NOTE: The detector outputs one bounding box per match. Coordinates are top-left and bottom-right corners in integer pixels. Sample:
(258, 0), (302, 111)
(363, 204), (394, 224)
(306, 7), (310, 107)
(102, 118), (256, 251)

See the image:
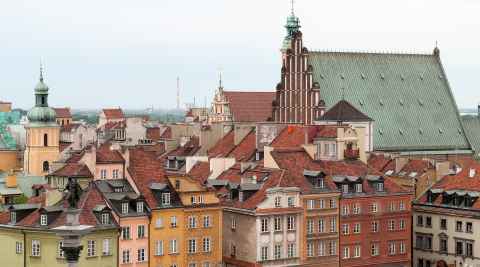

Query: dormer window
(101, 213), (110, 224)
(161, 193), (171, 206)
(427, 191), (433, 203)
(274, 196), (281, 208)
(315, 178), (325, 189)
(342, 184), (349, 194)
(10, 211), (16, 224)
(287, 197), (294, 207)
(136, 201), (144, 213)
(376, 182), (384, 192)
(40, 214), (48, 226)
(355, 183), (363, 193)
(121, 202), (129, 214)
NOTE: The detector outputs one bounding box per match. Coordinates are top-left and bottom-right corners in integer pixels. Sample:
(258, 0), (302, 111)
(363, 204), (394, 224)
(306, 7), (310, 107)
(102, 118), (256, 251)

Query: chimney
(469, 168), (476, 178)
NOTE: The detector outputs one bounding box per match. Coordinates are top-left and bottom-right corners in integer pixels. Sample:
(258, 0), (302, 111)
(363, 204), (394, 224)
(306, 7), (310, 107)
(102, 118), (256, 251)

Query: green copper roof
(27, 70), (57, 125)
(461, 115), (480, 158)
(309, 51), (470, 152)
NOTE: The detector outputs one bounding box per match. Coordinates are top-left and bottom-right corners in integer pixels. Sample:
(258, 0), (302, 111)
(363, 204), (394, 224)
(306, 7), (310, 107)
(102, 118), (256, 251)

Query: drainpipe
(117, 228), (120, 267)
(22, 230), (26, 267)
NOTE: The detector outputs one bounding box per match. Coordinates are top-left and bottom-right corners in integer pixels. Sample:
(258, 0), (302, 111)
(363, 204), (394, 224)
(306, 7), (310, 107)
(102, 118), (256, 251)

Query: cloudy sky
(1, 0), (480, 110)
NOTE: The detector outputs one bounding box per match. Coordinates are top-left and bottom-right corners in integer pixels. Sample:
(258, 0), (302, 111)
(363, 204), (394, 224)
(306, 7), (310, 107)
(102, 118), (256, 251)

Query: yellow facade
(150, 175), (223, 267)
(24, 126), (60, 176)
(0, 150), (18, 172)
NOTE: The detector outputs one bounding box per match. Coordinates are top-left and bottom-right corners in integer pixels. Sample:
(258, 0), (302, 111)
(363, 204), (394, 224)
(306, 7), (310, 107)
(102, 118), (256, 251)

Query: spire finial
(39, 61), (44, 82)
(218, 67), (223, 89)
(291, 0), (295, 15)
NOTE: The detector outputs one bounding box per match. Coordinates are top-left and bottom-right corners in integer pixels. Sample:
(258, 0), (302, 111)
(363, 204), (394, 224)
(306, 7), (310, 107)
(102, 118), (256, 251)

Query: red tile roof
(160, 127), (172, 139)
(146, 127), (161, 140)
(167, 136), (200, 157)
(96, 143), (125, 164)
(102, 108), (124, 119)
(270, 125), (320, 148)
(188, 162), (211, 184)
(60, 123), (81, 133)
(53, 107), (72, 118)
(102, 120), (126, 130)
(224, 91), (275, 122)
(400, 159), (433, 174)
(367, 153), (393, 172)
(227, 130), (257, 162)
(50, 163), (93, 178)
(59, 141), (72, 153)
(208, 130), (235, 158)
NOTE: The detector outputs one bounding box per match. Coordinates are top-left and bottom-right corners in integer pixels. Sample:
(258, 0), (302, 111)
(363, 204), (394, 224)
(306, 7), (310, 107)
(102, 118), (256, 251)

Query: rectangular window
(329, 240), (337, 255)
(341, 205), (349, 216)
(318, 219), (325, 233)
(307, 219), (314, 234)
(399, 219), (406, 230)
(388, 220), (395, 231)
(330, 199), (336, 208)
(261, 246), (268, 261)
(287, 196), (294, 207)
(388, 242), (396, 255)
(274, 217), (282, 231)
(353, 223), (361, 234)
(58, 241), (64, 258)
(15, 241), (23, 254)
(399, 241), (406, 254)
(307, 199), (315, 209)
(231, 217), (236, 230)
(318, 241), (325, 256)
(31, 240), (40, 257)
(287, 216), (295, 230)
(456, 221), (463, 232)
(307, 242), (314, 257)
(330, 217), (336, 233)
(102, 239), (111, 255)
(122, 226), (130, 240)
(138, 225), (146, 239)
(203, 237), (211, 252)
(112, 169), (119, 179)
(136, 201), (144, 213)
(389, 202), (395, 212)
(188, 216), (197, 229)
(354, 245), (361, 258)
(101, 169), (107, 179)
(456, 241), (463, 255)
(169, 239), (178, 254)
(155, 240), (164, 256)
(162, 193), (171, 206)
(371, 221), (379, 232)
(466, 222), (473, 233)
(274, 196), (281, 208)
(426, 216), (432, 228)
(155, 218), (163, 228)
(371, 243), (379, 256)
(399, 202), (405, 211)
(40, 214), (47, 226)
(261, 218), (269, 232)
(439, 238), (447, 253)
(319, 199), (325, 209)
(417, 215), (424, 226)
(170, 216), (177, 228)
(87, 240), (96, 257)
(353, 203), (361, 214)
(137, 248), (146, 262)
(101, 213), (110, 224)
(440, 218), (447, 230)
(121, 202), (129, 214)
(355, 183), (362, 193)
(371, 203), (378, 213)
(342, 184), (349, 194)
(188, 239), (197, 254)
(122, 250), (130, 264)
(342, 224), (349, 235)
(342, 246), (350, 259)
(287, 243), (295, 258)
(203, 215), (211, 228)
(466, 241), (473, 257)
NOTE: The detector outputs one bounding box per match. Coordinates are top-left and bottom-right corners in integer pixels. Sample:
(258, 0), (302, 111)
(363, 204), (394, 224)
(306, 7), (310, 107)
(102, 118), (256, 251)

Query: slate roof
(224, 91), (275, 122)
(318, 100), (372, 122)
(102, 108), (124, 120)
(53, 107), (72, 118)
(461, 116), (480, 158)
(309, 51), (470, 152)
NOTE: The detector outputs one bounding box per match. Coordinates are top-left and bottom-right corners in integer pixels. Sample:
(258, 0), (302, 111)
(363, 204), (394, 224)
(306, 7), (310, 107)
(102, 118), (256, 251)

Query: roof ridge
(310, 49), (434, 56)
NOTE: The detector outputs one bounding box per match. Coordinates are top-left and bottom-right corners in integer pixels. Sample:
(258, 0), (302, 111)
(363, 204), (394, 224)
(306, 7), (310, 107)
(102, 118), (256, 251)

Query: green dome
(27, 106), (56, 123)
(34, 80), (49, 93)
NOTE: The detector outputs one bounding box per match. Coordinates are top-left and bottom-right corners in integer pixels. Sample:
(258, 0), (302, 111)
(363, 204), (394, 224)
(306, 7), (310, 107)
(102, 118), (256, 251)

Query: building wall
(95, 163), (124, 180)
(150, 208), (185, 267)
(0, 227), (118, 267)
(119, 216), (150, 267)
(223, 210), (258, 264)
(0, 150), (18, 172)
(125, 117), (147, 145)
(23, 126), (60, 176)
(340, 194), (412, 267)
(413, 207), (480, 267)
(56, 117), (71, 126)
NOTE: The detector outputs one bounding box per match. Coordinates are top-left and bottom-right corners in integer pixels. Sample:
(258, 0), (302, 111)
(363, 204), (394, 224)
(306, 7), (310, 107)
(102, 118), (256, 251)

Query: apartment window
(170, 216), (177, 228)
(230, 244), (236, 257)
(100, 169), (107, 179)
(466, 241), (473, 257)
(330, 217), (336, 233)
(354, 245), (361, 258)
(307, 242), (314, 257)
(10, 211), (16, 224)
(341, 205), (349, 216)
(161, 193), (171, 206)
(307, 219), (314, 234)
(287, 196), (295, 207)
(342, 184), (349, 194)
(31, 240), (40, 257)
(122, 226), (130, 240)
(261, 218), (269, 232)
(203, 215), (211, 228)
(456, 240), (463, 255)
(112, 169), (119, 179)
(318, 241), (325, 256)
(388, 242), (396, 255)
(155, 240), (164, 256)
(389, 202), (395, 212)
(466, 222), (473, 233)
(353, 223), (361, 234)
(329, 198), (336, 208)
(287, 243), (295, 258)
(388, 220), (395, 231)
(440, 218), (447, 230)
(355, 183), (362, 193)
(203, 237), (211, 252)
(399, 202), (405, 211)
(40, 214), (47, 226)
(370, 202), (378, 213)
(417, 215), (424, 227)
(169, 239), (178, 254)
(287, 216), (296, 230)
(137, 248), (146, 262)
(318, 219), (325, 233)
(371, 243), (379, 256)
(231, 217), (236, 230)
(399, 219), (406, 230)
(376, 182), (384, 192)
(136, 201), (144, 213)
(188, 239), (197, 254)
(307, 199), (315, 209)
(399, 241), (406, 254)
(58, 241), (64, 258)
(315, 177), (325, 188)
(274, 196), (281, 208)
(101, 213), (110, 224)
(155, 218), (163, 228)
(43, 161), (49, 172)
(188, 216), (197, 229)
(319, 199), (325, 209)
(190, 196), (197, 205)
(121, 202), (129, 214)
(439, 238), (448, 253)
(15, 241), (23, 254)
(138, 225), (146, 239)
(274, 217), (282, 231)
(353, 203), (361, 214)
(426, 216), (432, 228)
(122, 250), (130, 264)
(188, 263), (197, 267)
(456, 221), (463, 232)
(341, 224), (349, 235)
(371, 221), (379, 232)
(87, 240), (96, 257)
(103, 239), (111, 255)
(342, 247), (350, 259)
(261, 246), (268, 261)
(329, 240), (337, 255)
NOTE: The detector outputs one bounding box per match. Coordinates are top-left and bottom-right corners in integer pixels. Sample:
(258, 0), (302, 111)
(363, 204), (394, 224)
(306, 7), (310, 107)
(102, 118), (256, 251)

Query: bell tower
(24, 66), (60, 176)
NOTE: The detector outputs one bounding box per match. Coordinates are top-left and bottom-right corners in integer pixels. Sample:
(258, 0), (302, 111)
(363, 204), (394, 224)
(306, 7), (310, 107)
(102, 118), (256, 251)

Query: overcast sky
(1, 0), (480, 110)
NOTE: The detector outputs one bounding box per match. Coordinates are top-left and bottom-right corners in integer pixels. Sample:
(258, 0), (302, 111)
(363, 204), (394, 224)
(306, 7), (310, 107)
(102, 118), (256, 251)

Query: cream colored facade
(23, 126), (60, 176)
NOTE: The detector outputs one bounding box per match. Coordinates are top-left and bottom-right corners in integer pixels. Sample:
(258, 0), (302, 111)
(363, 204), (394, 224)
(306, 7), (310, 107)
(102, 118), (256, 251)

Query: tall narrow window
(43, 134), (48, 146)
(43, 161), (49, 172)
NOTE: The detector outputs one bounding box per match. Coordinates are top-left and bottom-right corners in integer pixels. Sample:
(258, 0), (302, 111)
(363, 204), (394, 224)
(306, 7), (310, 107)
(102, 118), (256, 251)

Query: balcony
(344, 149), (359, 160)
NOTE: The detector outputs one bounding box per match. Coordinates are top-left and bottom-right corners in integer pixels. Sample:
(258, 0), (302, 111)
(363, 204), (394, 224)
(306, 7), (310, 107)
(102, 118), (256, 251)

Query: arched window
(43, 161), (49, 172)
(43, 133), (48, 146)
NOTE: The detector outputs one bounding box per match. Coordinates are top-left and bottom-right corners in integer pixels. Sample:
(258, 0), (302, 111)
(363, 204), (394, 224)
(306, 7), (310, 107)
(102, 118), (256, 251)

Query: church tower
(272, 5), (323, 124)
(23, 67), (60, 176)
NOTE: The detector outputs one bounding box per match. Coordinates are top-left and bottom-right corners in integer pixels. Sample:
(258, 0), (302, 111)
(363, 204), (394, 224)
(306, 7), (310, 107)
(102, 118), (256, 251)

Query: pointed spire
(433, 40), (440, 56)
(217, 67), (224, 92)
(39, 61), (44, 82)
(291, 0), (295, 15)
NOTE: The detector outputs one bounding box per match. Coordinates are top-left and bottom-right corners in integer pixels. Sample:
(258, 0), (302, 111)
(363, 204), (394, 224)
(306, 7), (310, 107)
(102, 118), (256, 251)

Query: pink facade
(117, 216), (150, 267)
(95, 163), (125, 180)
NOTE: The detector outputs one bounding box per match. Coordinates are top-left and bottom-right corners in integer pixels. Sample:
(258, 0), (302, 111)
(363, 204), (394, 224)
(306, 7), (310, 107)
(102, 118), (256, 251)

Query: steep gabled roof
(102, 108), (124, 120)
(208, 130), (235, 158)
(49, 163), (93, 178)
(309, 51), (470, 152)
(318, 100), (372, 122)
(227, 130), (257, 162)
(53, 107), (72, 118)
(224, 91), (275, 122)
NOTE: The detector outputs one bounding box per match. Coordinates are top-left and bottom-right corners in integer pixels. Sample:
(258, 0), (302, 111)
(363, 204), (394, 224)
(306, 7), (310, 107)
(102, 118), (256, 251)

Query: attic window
(340, 74), (345, 80)
(437, 100), (442, 106)
(420, 74), (424, 80)
(438, 128), (444, 134)
(121, 202), (129, 214)
(379, 100), (384, 106)
(137, 201), (144, 213)
(10, 211), (16, 224)
(457, 128), (462, 134)
(399, 129), (404, 135)
(418, 99), (424, 106)
(399, 100), (404, 106)
(40, 214), (48, 226)
(376, 182), (384, 192)
(359, 100), (364, 106)
(101, 213), (110, 224)
(400, 74), (405, 81)
(419, 129), (423, 135)
(378, 129), (384, 135)
(438, 74), (443, 80)
(380, 73), (385, 80)
(385, 170), (394, 176)
(361, 73), (366, 79)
